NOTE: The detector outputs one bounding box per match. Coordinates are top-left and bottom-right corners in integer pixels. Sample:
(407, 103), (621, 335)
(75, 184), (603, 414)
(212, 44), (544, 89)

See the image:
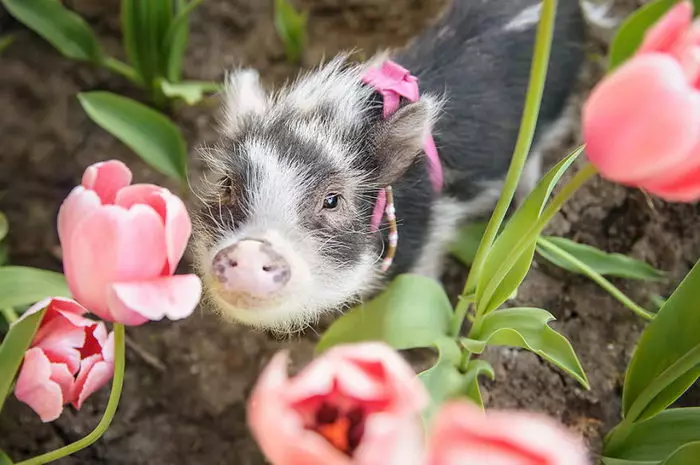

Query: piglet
(191, 0), (586, 332)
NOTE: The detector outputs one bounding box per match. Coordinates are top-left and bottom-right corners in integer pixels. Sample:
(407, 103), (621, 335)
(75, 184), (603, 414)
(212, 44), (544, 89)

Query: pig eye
(322, 193), (341, 210)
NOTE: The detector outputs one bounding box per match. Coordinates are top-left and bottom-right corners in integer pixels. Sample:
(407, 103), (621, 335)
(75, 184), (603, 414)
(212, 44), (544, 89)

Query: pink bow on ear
(362, 61), (421, 117)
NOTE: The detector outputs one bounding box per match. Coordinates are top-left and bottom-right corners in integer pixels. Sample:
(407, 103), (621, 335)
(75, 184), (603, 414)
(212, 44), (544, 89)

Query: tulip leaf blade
(1, 0), (103, 63)
(316, 274), (453, 354)
(476, 146), (582, 315)
(418, 337), (463, 420)
(0, 266), (71, 310)
(462, 359), (495, 409)
(0, 451), (13, 465)
(536, 236), (665, 281)
(464, 307), (589, 389)
(603, 408), (700, 463)
(159, 79), (221, 105)
(608, 0), (678, 71)
(450, 221), (489, 266)
(274, 0), (308, 64)
(622, 259), (700, 423)
(78, 91), (188, 183)
(661, 441), (700, 465)
(0, 306), (46, 415)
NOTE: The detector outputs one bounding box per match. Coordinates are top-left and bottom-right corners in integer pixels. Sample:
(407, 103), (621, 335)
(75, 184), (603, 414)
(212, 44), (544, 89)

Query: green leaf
(316, 274), (453, 354)
(0, 212), (8, 243)
(0, 35), (15, 54)
(160, 79), (221, 105)
(450, 221), (488, 266)
(1, 0), (102, 62)
(462, 359), (495, 408)
(536, 236), (664, 281)
(78, 92), (188, 183)
(0, 212), (9, 267)
(623, 259), (700, 423)
(464, 307), (589, 388)
(274, 0), (308, 64)
(0, 266), (70, 309)
(476, 146), (583, 315)
(604, 408), (700, 463)
(0, 306), (46, 414)
(0, 450), (13, 465)
(121, 0), (171, 88)
(662, 441), (700, 465)
(418, 337), (464, 420)
(164, 0), (204, 82)
(608, 0), (679, 71)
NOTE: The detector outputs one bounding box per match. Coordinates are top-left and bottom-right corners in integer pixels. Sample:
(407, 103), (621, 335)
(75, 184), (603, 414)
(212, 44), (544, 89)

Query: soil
(1, 0), (699, 464)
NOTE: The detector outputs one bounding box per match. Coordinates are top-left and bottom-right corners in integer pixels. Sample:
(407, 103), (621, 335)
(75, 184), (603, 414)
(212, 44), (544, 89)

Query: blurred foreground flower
(426, 401), (589, 465)
(58, 160), (202, 325)
(14, 298), (114, 423)
(583, 0), (700, 201)
(247, 342), (428, 465)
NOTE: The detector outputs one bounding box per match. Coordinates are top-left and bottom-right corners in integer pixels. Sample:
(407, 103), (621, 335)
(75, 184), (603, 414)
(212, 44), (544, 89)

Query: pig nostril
(262, 265), (273, 272)
(228, 260), (238, 268)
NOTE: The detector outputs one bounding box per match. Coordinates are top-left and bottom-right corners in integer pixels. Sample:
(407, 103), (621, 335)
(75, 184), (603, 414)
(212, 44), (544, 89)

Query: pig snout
(212, 239), (291, 298)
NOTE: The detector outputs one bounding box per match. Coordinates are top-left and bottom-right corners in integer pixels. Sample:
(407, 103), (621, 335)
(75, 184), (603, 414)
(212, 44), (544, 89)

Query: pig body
(192, 0), (586, 332)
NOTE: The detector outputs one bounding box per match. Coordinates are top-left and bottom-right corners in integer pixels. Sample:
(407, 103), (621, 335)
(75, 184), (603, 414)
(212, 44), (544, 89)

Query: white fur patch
(503, 3), (542, 32)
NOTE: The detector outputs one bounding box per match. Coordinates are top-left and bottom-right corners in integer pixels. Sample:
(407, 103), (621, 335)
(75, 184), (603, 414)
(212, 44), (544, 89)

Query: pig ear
(374, 95), (442, 186)
(222, 69), (269, 135)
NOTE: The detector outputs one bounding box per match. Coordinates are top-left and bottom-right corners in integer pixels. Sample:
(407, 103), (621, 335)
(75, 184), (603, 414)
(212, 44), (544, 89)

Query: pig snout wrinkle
(212, 240), (291, 297)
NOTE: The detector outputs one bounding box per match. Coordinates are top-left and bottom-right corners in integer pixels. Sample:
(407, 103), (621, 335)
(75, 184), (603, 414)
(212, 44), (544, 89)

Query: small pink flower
(57, 160), (202, 325)
(583, 1), (700, 201)
(14, 297), (115, 423)
(426, 401), (589, 465)
(247, 342), (429, 465)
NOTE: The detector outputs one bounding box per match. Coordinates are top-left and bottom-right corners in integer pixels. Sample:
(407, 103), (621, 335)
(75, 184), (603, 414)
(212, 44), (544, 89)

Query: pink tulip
(582, 0), (700, 202)
(247, 342), (429, 465)
(57, 160), (202, 325)
(14, 297), (114, 423)
(426, 401), (589, 465)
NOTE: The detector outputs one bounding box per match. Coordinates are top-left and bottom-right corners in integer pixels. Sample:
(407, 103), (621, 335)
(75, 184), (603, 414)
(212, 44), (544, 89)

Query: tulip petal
(248, 351), (352, 465)
(640, 162), (700, 201)
(71, 354), (114, 410)
(638, 1), (693, 55)
(108, 275), (202, 322)
(51, 363), (75, 406)
(15, 348), (65, 423)
(116, 184), (191, 274)
(81, 160), (133, 205)
(57, 187), (101, 284)
(426, 402), (588, 465)
(358, 412), (426, 465)
(67, 204), (167, 322)
(583, 54), (700, 183)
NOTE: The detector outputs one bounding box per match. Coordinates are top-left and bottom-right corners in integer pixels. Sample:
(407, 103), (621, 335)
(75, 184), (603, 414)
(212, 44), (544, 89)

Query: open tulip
(583, 1), (700, 201)
(14, 297), (114, 423)
(426, 401), (589, 465)
(247, 342), (429, 465)
(57, 160), (202, 325)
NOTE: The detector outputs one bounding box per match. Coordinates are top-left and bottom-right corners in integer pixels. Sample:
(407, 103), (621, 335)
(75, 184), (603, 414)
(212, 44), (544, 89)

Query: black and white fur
(192, 0), (586, 332)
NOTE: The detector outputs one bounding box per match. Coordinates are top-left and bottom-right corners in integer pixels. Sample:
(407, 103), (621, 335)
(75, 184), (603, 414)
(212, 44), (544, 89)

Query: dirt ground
(1, 0), (699, 464)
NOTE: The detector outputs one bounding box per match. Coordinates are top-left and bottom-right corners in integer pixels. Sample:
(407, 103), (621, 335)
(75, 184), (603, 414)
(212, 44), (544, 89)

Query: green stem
(471, 163), (598, 330)
(451, 294), (474, 338)
(536, 237), (654, 321)
(461, 0), (558, 300)
(102, 57), (141, 86)
(1, 307), (18, 324)
(16, 324), (126, 465)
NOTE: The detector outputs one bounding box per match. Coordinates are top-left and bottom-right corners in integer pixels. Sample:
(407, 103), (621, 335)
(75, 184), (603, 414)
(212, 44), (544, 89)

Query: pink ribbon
(362, 61), (443, 232)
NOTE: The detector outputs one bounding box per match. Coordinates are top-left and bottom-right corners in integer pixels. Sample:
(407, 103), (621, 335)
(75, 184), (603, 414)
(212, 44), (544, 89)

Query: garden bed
(1, 0), (699, 463)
